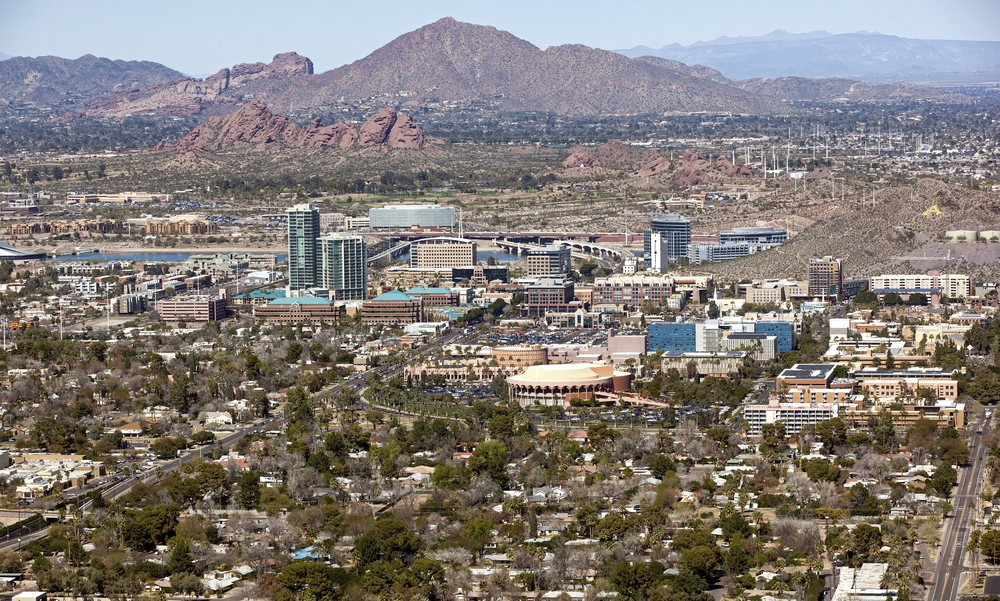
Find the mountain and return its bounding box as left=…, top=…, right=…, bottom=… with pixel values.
left=735, top=77, right=971, bottom=103
left=71, top=52, right=313, bottom=119
left=0, top=52, right=10, bottom=62
left=0, top=54, right=183, bottom=107
left=169, top=100, right=426, bottom=152
left=76, top=18, right=787, bottom=118
left=616, top=31, right=1000, bottom=81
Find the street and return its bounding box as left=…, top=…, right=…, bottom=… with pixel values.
left=928, top=411, right=991, bottom=601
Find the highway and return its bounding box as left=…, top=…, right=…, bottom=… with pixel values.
left=927, top=412, right=991, bottom=601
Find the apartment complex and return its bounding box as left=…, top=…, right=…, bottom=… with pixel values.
left=808, top=256, right=844, bottom=297
left=319, top=234, right=367, bottom=300
left=410, top=238, right=477, bottom=269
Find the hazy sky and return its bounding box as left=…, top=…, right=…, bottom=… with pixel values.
left=2, top=0, right=998, bottom=75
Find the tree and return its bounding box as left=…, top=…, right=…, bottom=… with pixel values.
left=815, top=418, right=847, bottom=453
left=680, top=545, right=720, bottom=579
left=167, top=536, right=196, bottom=575
left=980, top=530, right=1000, bottom=563
left=607, top=560, right=658, bottom=600
left=286, top=342, right=303, bottom=363
left=353, top=517, right=422, bottom=568
left=931, top=464, right=958, bottom=497
left=238, top=471, right=261, bottom=509
left=706, top=301, right=720, bottom=319
left=463, top=518, right=495, bottom=560
left=724, top=535, right=749, bottom=575
left=466, top=440, right=508, bottom=487
left=171, top=572, right=204, bottom=596
left=595, top=513, right=630, bottom=542
left=278, top=562, right=350, bottom=601
left=150, top=436, right=185, bottom=459
left=883, top=292, right=904, bottom=306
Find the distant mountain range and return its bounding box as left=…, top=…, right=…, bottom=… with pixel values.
left=0, top=54, right=183, bottom=107
left=0, top=52, right=10, bottom=62
left=0, top=20, right=980, bottom=121
left=616, top=30, right=1000, bottom=81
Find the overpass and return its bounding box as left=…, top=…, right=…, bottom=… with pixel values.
left=494, top=239, right=634, bottom=261
left=367, top=241, right=411, bottom=265
left=362, top=231, right=617, bottom=243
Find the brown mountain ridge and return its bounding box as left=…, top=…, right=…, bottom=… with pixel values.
left=74, top=18, right=787, bottom=118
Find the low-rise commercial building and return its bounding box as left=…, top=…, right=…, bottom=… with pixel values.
left=361, top=290, right=424, bottom=325
left=253, top=297, right=343, bottom=325
left=156, top=295, right=227, bottom=322
left=853, top=367, right=959, bottom=401
left=410, top=238, right=477, bottom=269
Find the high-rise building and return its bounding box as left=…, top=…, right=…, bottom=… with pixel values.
left=526, top=244, right=572, bottom=276
left=319, top=233, right=368, bottom=300
left=649, top=232, right=670, bottom=272
left=287, top=204, right=321, bottom=290
left=808, top=256, right=844, bottom=297
left=645, top=214, right=691, bottom=264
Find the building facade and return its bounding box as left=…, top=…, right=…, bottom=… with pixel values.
left=648, top=322, right=697, bottom=352
left=518, top=279, right=577, bottom=317
left=369, top=205, right=455, bottom=230
left=869, top=274, right=971, bottom=299
left=808, top=256, right=843, bottom=297
left=526, top=244, right=572, bottom=277
left=361, top=291, right=424, bottom=325
left=319, top=233, right=367, bottom=300
left=156, top=295, right=227, bottom=322
left=254, top=297, right=343, bottom=325
left=410, top=238, right=477, bottom=269
left=287, top=204, right=321, bottom=290
left=644, top=214, right=691, bottom=264
left=592, top=274, right=673, bottom=311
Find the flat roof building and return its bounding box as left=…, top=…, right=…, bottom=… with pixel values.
left=361, top=290, right=424, bottom=325
left=287, top=204, right=321, bottom=291
left=526, top=244, right=571, bottom=277
left=410, top=237, right=477, bottom=269
left=156, top=295, right=227, bottom=322
left=776, top=363, right=837, bottom=390
left=319, top=233, right=367, bottom=300
left=369, top=205, right=455, bottom=230
left=253, top=297, right=343, bottom=325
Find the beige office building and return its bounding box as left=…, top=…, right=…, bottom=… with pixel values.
left=410, top=237, right=477, bottom=269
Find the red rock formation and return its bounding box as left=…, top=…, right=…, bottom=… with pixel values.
left=635, top=156, right=671, bottom=177
left=301, top=118, right=360, bottom=149
left=386, top=112, right=424, bottom=149
left=173, top=100, right=300, bottom=151
left=562, top=151, right=594, bottom=168
left=170, top=101, right=423, bottom=152
left=359, top=108, right=398, bottom=146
